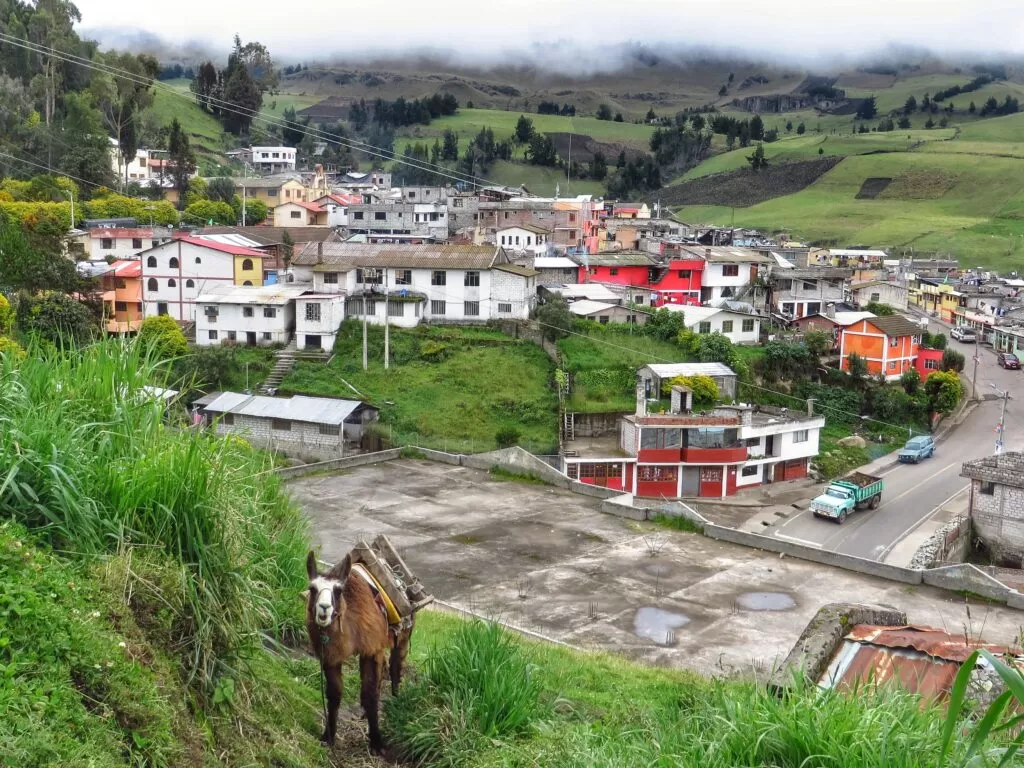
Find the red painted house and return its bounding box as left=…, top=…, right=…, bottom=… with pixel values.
left=651, top=258, right=705, bottom=307
left=914, top=347, right=945, bottom=378
left=579, top=251, right=658, bottom=289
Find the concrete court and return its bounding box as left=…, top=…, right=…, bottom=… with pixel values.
left=289, top=459, right=1024, bottom=676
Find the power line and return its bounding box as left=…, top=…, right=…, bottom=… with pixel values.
left=0, top=32, right=516, bottom=191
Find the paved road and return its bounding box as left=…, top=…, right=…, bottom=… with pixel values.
left=769, top=317, right=1023, bottom=560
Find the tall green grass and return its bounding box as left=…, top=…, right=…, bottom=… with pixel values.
left=0, top=340, right=310, bottom=692
left=387, top=616, right=1003, bottom=768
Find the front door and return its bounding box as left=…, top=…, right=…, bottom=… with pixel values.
left=246, top=331, right=257, bottom=346
left=681, top=467, right=700, bottom=496
left=305, top=334, right=322, bottom=350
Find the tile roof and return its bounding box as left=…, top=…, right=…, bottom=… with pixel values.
left=676, top=246, right=773, bottom=264
left=868, top=315, right=923, bottom=337
left=283, top=200, right=325, bottom=213
left=576, top=251, right=656, bottom=267
left=494, top=263, right=538, bottom=277
left=294, top=242, right=503, bottom=270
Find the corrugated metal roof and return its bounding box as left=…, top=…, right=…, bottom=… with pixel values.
left=533, top=257, right=578, bottom=269
left=568, top=300, right=618, bottom=316
left=545, top=284, right=621, bottom=301
left=868, top=315, right=923, bottom=338
left=294, top=242, right=502, bottom=269
left=643, top=362, right=737, bottom=379
left=196, top=282, right=313, bottom=305
left=576, top=251, right=656, bottom=267
left=203, top=392, right=366, bottom=425
left=176, top=236, right=268, bottom=258
left=820, top=624, right=1012, bottom=701
left=494, top=263, right=538, bottom=277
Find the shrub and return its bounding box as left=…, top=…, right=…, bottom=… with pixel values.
left=697, top=332, right=735, bottom=366
left=183, top=199, right=235, bottom=226
left=0, top=294, right=13, bottom=334
left=901, top=367, right=921, bottom=395
left=495, top=426, right=521, bottom=448
left=925, top=369, right=963, bottom=413
left=941, top=348, right=965, bottom=372
left=15, top=292, right=93, bottom=346
left=864, top=301, right=895, bottom=316
left=420, top=340, right=449, bottom=362
left=0, top=335, right=25, bottom=360
left=803, top=329, right=832, bottom=357
left=137, top=315, right=188, bottom=359
left=662, top=374, right=718, bottom=406
left=537, top=295, right=572, bottom=342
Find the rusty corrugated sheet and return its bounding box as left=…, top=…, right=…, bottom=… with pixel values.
left=831, top=644, right=959, bottom=701
left=846, top=625, right=1007, bottom=663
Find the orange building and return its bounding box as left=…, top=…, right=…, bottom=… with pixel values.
left=839, top=315, right=922, bottom=381
left=102, top=260, right=144, bottom=334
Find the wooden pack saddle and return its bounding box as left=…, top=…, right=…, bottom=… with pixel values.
left=349, top=534, right=433, bottom=627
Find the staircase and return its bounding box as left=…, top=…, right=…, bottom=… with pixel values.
left=259, top=340, right=297, bottom=395
left=563, top=412, right=575, bottom=442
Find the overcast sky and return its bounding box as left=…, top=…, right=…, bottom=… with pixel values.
left=75, top=0, right=1024, bottom=67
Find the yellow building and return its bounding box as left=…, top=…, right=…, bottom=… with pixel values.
left=233, top=253, right=264, bottom=286
left=235, top=176, right=309, bottom=209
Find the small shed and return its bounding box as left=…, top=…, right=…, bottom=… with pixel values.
left=638, top=362, right=738, bottom=400
left=202, top=392, right=379, bottom=453
left=568, top=299, right=649, bottom=326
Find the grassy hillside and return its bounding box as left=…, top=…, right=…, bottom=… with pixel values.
left=280, top=323, right=559, bottom=453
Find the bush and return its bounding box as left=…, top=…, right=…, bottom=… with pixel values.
left=138, top=315, right=188, bottom=359
left=183, top=199, right=235, bottom=226
left=941, top=348, right=965, bottom=372
left=697, top=332, right=735, bottom=366
left=420, top=340, right=449, bottom=362
left=803, top=329, right=832, bottom=357
left=537, top=295, right=572, bottom=342
left=925, top=369, right=963, bottom=413
left=0, top=294, right=13, bottom=334
left=644, top=308, right=686, bottom=342
left=662, top=374, right=719, bottom=406
left=901, top=367, right=921, bottom=395
left=864, top=301, right=895, bottom=316
left=0, top=335, right=25, bottom=360
left=495, top=426, right=521, bottom=448
left=15, top=292, right=93, bottom=346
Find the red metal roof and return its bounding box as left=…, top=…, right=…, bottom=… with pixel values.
left=174, top=236, right=267, bottom=258
left=110, top=260, right=141, bottom=278
left=288, top=200, right=325, bottom=213
left=823, top=624, right=1012, bottom=702
left=88, top=228, right=154, bottom=239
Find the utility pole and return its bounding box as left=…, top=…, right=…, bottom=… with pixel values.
left=362, top=270, right=368, bottom=371
left=996, top=389, right=1010, bottom=454
left=971, top=351, right=980, bottom=401
left=383, top=267, right=390, bottom=370
left=241, top=162, right=247, bottom=226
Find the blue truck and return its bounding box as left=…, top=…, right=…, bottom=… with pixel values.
left=810, top=471, right=884, bottom=524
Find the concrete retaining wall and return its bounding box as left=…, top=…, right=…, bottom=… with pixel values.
left=275, top=449, right=402, bottom=480
left=922, top=563, right=1018, bottom=602
left=410, top=447, right=463, bottom=466
left=569, top=411, right=626, bottom=438
left=704, top=524, right=923, bottom=585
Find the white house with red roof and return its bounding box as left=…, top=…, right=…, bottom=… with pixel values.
left=78, top=227, right=173, bottom=261
left=312, top=193, right=361, bottom=227
left=273, top=200, right=328, bottom=228
left=140, top=237, right=266, bottom=322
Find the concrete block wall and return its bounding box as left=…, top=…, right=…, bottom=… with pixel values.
left=921, top=564, right=1018, bottom=602
left=218, top=414, right=343, bottom=453
left=275, top=449, right=401, bottom=479
left=970, top=480, right=1024, bottom=565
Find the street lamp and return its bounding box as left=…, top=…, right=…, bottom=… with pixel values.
left=990, top=383, right=1011, bottom=455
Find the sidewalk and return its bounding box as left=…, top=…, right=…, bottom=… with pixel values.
left=883, top=485, right=969, bottom=566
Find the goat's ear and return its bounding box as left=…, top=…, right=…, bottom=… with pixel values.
left=306, top=551, right=318, bottom=580
left=328, top=553, right=351, bottom=582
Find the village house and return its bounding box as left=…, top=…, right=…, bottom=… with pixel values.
left=72, top=227, right=173, bottom=261
left=273, top=200, right=328, bottom=228
left=539, top=283, right=622, bottom=304
left=290, top=242, right=537, bottom=331
left=195, top=226, right=338, bottom=282
left=195, top=283, right=310, bottom=347
left=850, top=280, right=909, bottom=312
left=961, top=452, right=1024, bottom=566
left=335, top=170, right=392, bottom=192
left=497, top=224, right=551, bottom=253
left=231, top=174, right=309, bottom=209
left=568, top=300, right=649, bottom=326
left=201, top=391, right=378, bottom=457
left=310, top=193, right=362, bottom=227
left=563, top=379, right=824, bottom=498
left=250, top=146, right=297, bottom=174
left=595, top=218, right=643, bottom=253
left=531, top=256, right=579, bottom=286
left=345, top=201, right=448, bottom=240
left=809, top=248, right=888, bottom=267
left=663, top=305, right=762, bottom=345
left=637, top=362, right=738, bottom=401
left=140, top=237, right=265, bottom=322
left=772, top=266, right=853, bottom=319
left=649, top=254, right=704, bottom=307
left=838, top=315, right=922, bottom=381
left=101, top=260, right=144, bottom=334
left=790, top=307, right=875, bottom=338
left=992, top=324, right=1024, bottom=357
left=477, top=197, right=598, bottom=251
left=576, top=251, right=658, bottom=288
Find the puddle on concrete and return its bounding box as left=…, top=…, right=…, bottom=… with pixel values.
left=633, top=607, right=690, bottom=645
left=736, top=592, right=796, bottom=611
left=644, top=563, right=671, bottom=577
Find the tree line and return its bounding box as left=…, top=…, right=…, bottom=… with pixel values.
left=190, top=35, right=278, bottom=136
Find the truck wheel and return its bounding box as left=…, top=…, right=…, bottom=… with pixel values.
left=839, top=510, right=847, bottom=524
left=870, top=495, right=881, bottom=510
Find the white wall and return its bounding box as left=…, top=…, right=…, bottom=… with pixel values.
left=196, top=301, right=294, bottom=347
left=690, top=313, right=760, bottom=345
left=296, top=297, right=347, bottom=349
left=87, top=235, right=166, bottom=261
left=273, top=204, right=317, bottom=228
left=702, top=263, right=753, bottom=289
left=498, top=227, right=547, bottom=249
left=215, top=413, right=342, bottom=452
left=251, top=147, right=296, bottom=171
left=142, top=241, right=237, bottom=322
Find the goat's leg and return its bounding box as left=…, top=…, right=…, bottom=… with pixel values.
left=360, top=653, right=385, bottom=754
left=321, top=664, right=343, bottom=746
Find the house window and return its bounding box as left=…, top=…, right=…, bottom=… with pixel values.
left=870, top=292, right=881, bottom=302
left=634, top=295, right=644, bottom=303
left=722, top=320, right=734, bottom=333
left=169, top=257, right=179, bottom=269
left=147, top=256, right=157, bottom=268
left=267, top=189, right=279, bottom=197
left=431, top=300, right=446, bottom=315
left=888, top=361, right=897, bottom=370
left=889, top=337, right=899, bottom=347
left=465, top=271, right=480, bottom=287
left=609, top=268, right=619, bottom=276
left=323, top=272, right=339, bottom=284
left=262, top=332, right=272, bottom=340
left=374, top=211, right=387, bottom=220
left=568, top=230, right=577, bottom=240
left=243, top=307, right=254, bottom=318
left=741, top=465, right=759, bottom=477
left=272, top=419, right=291, bottom=432
left=793, top=430, right=809, bottom=443
left=431, top=271, right=446, bottom=286
left=638, top=466, right=678, bottom=483
left=221, top=412, right=232, bottom=425
left=599, top=316, right=609, bottom=324
left=742, top=319, right=755, bottom=332
left=157, top=302, right=168, bottom=316
left=568, top=213, right=577, bottom=223
left=980, top=481, right=995, bottom=495
left=227, top=331, right=236, bottom=341
left=132, top=238, right=143, bottom=250
left=186, top=279, right=195, bottom=288
left=242, top=258, right=254, bottom=271
left=498, top=302, right=513, bottom=314
left=208, top=330, right=218, bottom=340
left=290, top=210, right=301, bottom=219
left=195, top=256, right=202, bottom=264
left=464, top=301, right=480, bottom=316
left=454, top=198, right=464, bottom=208
left=305, top=303, right=321, bottom=322
left=504, top=212, right=509, bottom=220
left=355, top=268, right=381, bottom=285
left=101, top=238, right=113, bottom=249
left=387, top=301, right=404, bottom=317
left=722, top=265, right=739, bottom=277
left=167, top=278, right=176, bottom=288
left=395, top=269, right=412, bottom=285
left=319, top=423, right=341, bottom=436
left=501, top=235, right=506, bottom=245
left=115, top=301, right=127, bottom=311
left=353, top=211, right=364, bottom=220
left=925, top=359, right=940, bottom=370
left=264, top=307, right=276, bottom=318
left=678, top=270, right=691, bottom=278
left=115, top=278, right=126, bottom=289
left=698, top=322, right=712, bottom=334
left=782, top=302, right=795, bottom=315
left=515, top=235, right=520, bottom=245
left=802, top=280, right=816, bottom=291
left=365, top=300, right=376, bottom=315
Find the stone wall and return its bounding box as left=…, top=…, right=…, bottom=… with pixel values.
left=909, top=515, right=971, bottom=569
left=969, top=479, right=1024, bottom=565
left=569, top=411, right=625, bottom=438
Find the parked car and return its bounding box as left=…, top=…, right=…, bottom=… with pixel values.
left=998, top=352, right=1021, bottom=370
left=951, top=326, right=977, bottom=343
left=898, top=435, right=936, bottom=463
